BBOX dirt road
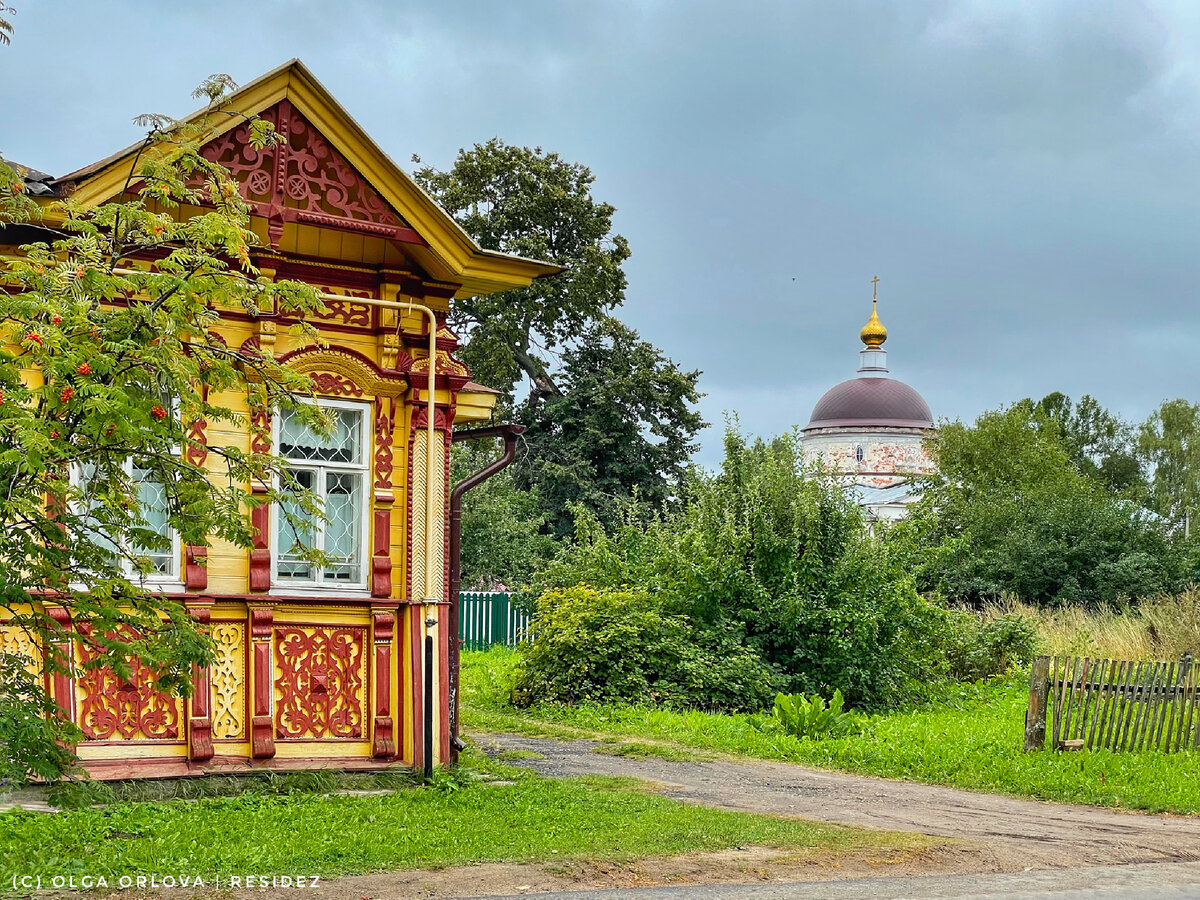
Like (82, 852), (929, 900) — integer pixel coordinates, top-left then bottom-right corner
(477, 732), (1200, 871)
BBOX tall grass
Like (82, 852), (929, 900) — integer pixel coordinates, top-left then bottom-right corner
(981, 588), (1200, 661)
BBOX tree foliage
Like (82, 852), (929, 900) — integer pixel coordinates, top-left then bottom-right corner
(516, 317), (704, 536)
(904, 402), (1181, 607)
(1030, 392), (1144, 496)
(1138, 399), (1200, 529)
(418, 139), (704, 553)
(0, 80), (331, 783)
(451, 437), (558, 591)
(526, 427), (960, 711)
(413, 139), (630, 406)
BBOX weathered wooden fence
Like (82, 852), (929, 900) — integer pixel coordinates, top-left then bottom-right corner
(1025, 653), (1199, 752)
(458, 592), (531, 650)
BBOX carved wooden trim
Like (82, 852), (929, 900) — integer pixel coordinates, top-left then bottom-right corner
(46, 606), (75, 721)
(309, 371), (364, 397)
(280, 346), (409, 397)
(185, 545), (208, 591)
(249, 606), (275, 759)
(188, 605), (214, 761)
(372, 610), (396, 758)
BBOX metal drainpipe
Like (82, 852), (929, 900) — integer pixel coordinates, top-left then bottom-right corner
(316, 291), (441, 776)
(447, 423), (525, 765)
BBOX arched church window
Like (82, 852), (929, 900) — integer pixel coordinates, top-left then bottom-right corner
(855, 445), (865, 462)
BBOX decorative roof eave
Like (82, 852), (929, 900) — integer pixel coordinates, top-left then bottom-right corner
(48, 59), (563, 297)
(803, 419), (935, 432)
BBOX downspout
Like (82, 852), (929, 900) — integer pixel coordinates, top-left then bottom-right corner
(447, 423), (525, 765)
(317, 291), (440, 776)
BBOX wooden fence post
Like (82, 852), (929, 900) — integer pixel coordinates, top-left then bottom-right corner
(1025, 655), (1051, 751)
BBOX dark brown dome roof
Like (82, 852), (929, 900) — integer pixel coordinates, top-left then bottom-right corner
(804, 377), (933, 430)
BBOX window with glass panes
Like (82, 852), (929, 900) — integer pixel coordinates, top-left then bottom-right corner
(274, 399), (369, 586)
(76, 459), (177, 580)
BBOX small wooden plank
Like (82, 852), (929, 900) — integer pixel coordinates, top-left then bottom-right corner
(1086, 658), (1110, 749)
(1129, 661), (1155, 752)
(1156, 662), (1176, 753)
(1113, 659), (1138, 751)
(1190, 663), (1200, 749)
(1051, 655), (1066, 748)
(1106, 659), (1128, 752)
(1134, 662), (1163, 751)
(1178, 655), (1196, 753)
(1073, 658), (1093, 741)
(1153, 661), (1172, 749)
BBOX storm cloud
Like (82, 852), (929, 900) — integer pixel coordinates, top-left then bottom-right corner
(3, 1), (1197, 462)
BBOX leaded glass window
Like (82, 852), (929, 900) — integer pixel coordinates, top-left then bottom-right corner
(274, 400), (369, 587)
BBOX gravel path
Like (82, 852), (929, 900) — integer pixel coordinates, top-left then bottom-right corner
(468, 861), (1200, 900)
(476, 732), (1200, 870)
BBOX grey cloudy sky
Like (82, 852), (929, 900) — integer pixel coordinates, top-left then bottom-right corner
(3, 1), (1198, 463)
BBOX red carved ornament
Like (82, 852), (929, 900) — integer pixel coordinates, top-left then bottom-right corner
(200, 100), (424, 248)
(250, 607), (275, 758)
(309, 372), (364, 397)
(77, 644), (182, 741)
(374, 396), (395, 490)
(372, 611), (395, 758)
(274, 627), (367, 739)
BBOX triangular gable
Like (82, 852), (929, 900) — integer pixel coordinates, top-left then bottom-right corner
(201, 99), (426, 250)
(54, 59), (561, 297)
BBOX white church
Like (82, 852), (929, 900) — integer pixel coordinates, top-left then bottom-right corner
(801, 284), (936, 524)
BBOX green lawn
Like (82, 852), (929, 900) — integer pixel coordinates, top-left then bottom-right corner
(463, 648), (1200, 815)
(0, 755), (913, 881)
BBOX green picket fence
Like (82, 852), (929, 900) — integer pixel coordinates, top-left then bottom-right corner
(458, 592), (531, 650)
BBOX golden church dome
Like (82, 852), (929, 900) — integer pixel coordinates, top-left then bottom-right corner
(860, 300), (887, 348)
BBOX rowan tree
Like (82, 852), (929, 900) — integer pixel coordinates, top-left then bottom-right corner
(0, 77), (331, 783)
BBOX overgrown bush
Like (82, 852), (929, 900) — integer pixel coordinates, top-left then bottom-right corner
(511, 586), (778, 710)
(519, 427), (969, 712)
(943, 611), (1039, 681)
(900, 404), (1187, 609)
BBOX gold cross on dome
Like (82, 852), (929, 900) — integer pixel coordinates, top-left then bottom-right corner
(871, 275), (880, 301)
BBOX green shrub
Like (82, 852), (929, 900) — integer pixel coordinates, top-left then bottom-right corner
(772, 690), (852, 738)
(944, 611), (1038, 681)
(520, 427), (961, 712)
(511, 585), (778, 710)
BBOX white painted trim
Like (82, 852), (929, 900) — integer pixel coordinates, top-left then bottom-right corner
(270, 397), (372, 591)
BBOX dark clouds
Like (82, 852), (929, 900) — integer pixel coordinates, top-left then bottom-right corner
(2, 1), (1197, 462)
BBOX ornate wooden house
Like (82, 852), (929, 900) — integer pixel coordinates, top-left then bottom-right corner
(1, 60), (557, 777)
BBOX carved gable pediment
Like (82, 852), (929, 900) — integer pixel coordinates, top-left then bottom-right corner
(201, 99), (424, 248)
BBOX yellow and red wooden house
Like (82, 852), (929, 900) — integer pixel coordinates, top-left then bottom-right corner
(0, 60), (557, 778)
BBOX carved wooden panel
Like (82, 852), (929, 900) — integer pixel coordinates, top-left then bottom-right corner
(309, 372), (364, 397)
(409, 430), (446, 603)
(76, 646), (183, 741)
(211, 622), (246, 740)
(199, 100), (417, 246)
(274, 626), (367, 739)
(310, 286), (373, 327)
(0, 624), (41, 672)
